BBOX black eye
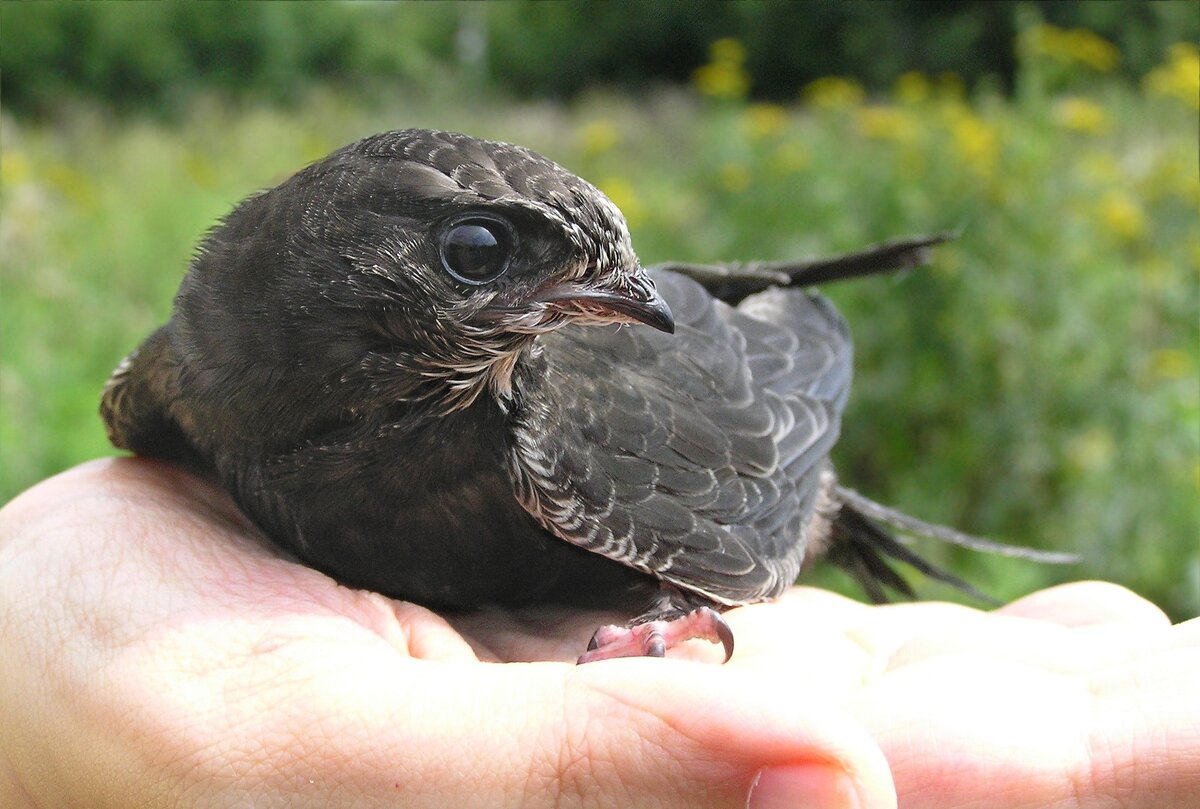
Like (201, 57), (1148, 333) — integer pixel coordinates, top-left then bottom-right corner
(439, 216), (515, 285)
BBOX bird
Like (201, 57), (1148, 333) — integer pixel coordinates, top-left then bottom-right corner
(101, 128), (1073, 663)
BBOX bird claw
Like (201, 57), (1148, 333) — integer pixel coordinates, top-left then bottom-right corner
(576, 607), (734, 664)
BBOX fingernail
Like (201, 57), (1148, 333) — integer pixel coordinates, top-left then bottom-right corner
(748, 763), (861, 809)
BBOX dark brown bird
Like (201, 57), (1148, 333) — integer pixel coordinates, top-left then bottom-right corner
(101, 129), (1071, 662)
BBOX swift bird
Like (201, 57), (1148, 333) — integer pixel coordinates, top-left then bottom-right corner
(101, 129), (1072, 662)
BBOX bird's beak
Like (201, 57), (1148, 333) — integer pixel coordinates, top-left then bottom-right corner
(534, 271), (675, 334)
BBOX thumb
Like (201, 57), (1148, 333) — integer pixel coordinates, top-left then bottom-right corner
(194, 648), (896, 808)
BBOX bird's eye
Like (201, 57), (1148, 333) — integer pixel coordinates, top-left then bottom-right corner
(439, 216), (515, 285)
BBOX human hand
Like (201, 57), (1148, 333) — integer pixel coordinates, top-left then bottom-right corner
(1, 459), (1196, 808)
(0, 458), (891, 809)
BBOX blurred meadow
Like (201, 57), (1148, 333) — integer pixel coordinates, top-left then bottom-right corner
(2, 3), (1197, 619)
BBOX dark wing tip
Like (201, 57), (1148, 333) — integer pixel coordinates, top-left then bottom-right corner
(99, 324), (205, 469)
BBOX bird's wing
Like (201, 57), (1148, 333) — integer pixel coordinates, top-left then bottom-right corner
(100, 324), (204, 469)
(649, 231), (953, 304)
(510, 269), (852, 605)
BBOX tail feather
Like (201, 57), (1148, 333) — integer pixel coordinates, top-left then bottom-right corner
(836, 486), (1080, 564)
(826, 486), (1078, 604)
(825, 515), (915, 603)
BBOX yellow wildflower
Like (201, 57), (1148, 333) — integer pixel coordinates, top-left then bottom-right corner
(950, 112), (999, 177)
(856, 105), (918, 143)
(693, 38), (751, 100)
(1063, 28), (1120, 71)
(1, 149), (30, 187)
(802, 76), (865, 109)
(1021, 23), (1120, 72)
(693, 63), (750, 100)
(893, 71), (931, 104)
(710, 37), (746, 65)
(743, 103), (789, 139)
(1144, 43), (1200, 110)
(598, 177), (646, 228)
(1096, 190), (1145, 241)
(1054, 97), (1111, 135)
(718, 162), (751, 194)
(578, 121), (619, 157)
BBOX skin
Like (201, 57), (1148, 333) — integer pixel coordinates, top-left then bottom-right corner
(1, 459), (1197, 809)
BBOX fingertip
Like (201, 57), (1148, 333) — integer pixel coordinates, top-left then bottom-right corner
(571, 659), (896, 809)
(749, 762), (873, 809)
(999, 581), (1170, 628)
(383, 599), (483, 662)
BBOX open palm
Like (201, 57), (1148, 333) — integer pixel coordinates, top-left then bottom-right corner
(1, 458), (1196, 808)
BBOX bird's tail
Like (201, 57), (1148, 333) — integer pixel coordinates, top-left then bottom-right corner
(825, 485), (1078, 604)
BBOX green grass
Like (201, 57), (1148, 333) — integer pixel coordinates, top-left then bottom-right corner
(3, 57), (1197, 618)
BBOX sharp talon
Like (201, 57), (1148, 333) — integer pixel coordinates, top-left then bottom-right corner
(576, 605), (737, 663)
(712, 612), (735, 663)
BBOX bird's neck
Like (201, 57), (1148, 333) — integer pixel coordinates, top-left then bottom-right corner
(395, 332), (539, 413)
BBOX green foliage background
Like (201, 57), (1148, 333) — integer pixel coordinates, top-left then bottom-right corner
(2, 4), (1197, 618)
(2, 1), (1196, 112)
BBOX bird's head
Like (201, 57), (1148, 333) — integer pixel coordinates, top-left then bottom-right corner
(175, 129), (672, 433)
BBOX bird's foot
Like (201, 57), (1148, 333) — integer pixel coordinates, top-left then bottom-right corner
(576, 606), (734, 664)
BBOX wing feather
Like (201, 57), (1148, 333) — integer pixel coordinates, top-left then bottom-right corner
(510, 269), (853, 604)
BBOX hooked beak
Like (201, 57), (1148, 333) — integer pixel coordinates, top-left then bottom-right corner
(534, 271), (675, 334)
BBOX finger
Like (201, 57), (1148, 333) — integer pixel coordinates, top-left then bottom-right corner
(850, 617), (1200, 808)
(851, 650), (1102, 808)
(841, 600), (984, 663)
(834, 584), (1174, 676)
(1078, 618), (1200, 807)
(998, 581), (1171, 628)
(882, 612), (1178, 675)
(382, 599), (485, 662)
(171, 648), (898, 809)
